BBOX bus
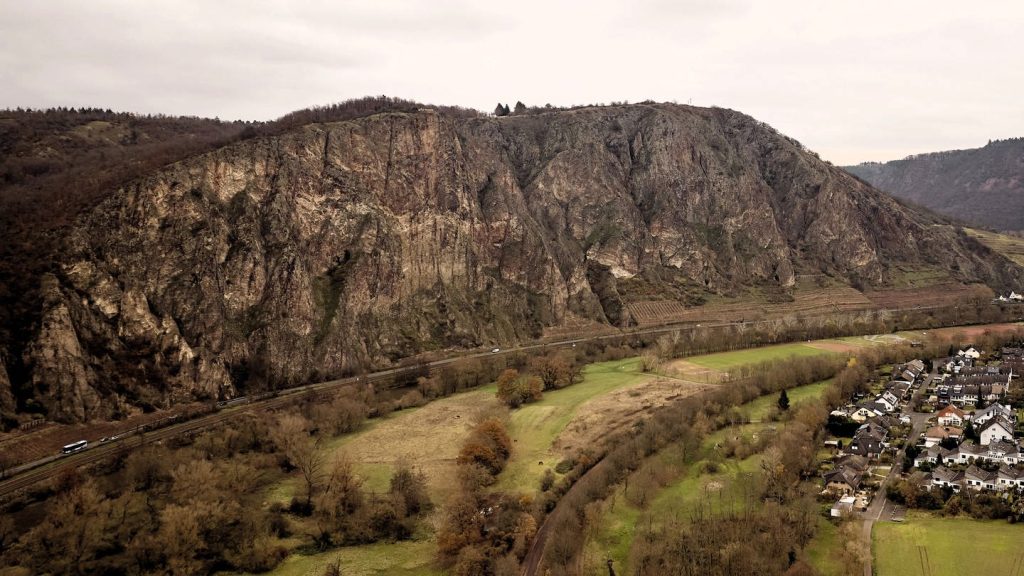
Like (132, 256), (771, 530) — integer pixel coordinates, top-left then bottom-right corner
(61, 440), (88, 454)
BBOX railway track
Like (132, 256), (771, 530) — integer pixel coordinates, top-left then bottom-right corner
(0, 303), (1004, 498)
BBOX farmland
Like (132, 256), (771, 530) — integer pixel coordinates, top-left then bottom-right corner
(248, 324), (1023, 576)
(965, 228), (1024, 267)
(627, 283), (874, 326)
(863, 282), (993, 309)
(682, 341), (836, 371)
(873, 513), (1024, 576)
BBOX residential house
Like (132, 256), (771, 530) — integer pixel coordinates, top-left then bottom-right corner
(964, 465), (999, 491)
(949, 384), (980, 407)
(997, 466), (1024, 490)
(929, 466), (963, 491)
(945, 440), (1023, 467)
(849, 405), (881, 423)
(834, 454), (869, 473)
(973, 403), (1017, 427)
(936, 405), (966, 427)
(874, 414), (897, 431)
(906, 359), (926, 374)
(914, 445), (955, 467)
(886, 381), (912, 400)
(979, 417), (1015, 446)
(848, 423), (888, 458)
(959, 347), (982, 360)
(873, 395), (898, 414)
(924, 425), (962, 448)
(985, 440), (1023, 465)
(823, 467), (863, 495)
(830, 495), (857, 517)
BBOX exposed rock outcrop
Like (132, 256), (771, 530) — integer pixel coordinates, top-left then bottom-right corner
(0, 353), (14, 417)
(13, 103), (1024, 422)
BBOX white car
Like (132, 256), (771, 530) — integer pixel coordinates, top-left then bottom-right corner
(491, 348), (500, 353)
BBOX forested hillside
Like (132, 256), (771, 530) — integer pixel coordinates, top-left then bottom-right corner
(845, 138), (1024, 232)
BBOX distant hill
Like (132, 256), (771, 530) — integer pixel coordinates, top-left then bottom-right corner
(844, 138), (1024, 232)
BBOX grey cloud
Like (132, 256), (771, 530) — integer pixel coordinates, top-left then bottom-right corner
(0, 0), (1022, 163)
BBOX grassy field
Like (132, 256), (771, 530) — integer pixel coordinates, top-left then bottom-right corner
(873, 512), (1024, 576)
(259, 358), (667, 576)
(685, 342), (835, 371)
(259, 539), (442, 576)
(582, 378), (834, 574)
(255, 387), (502, 576)
(966, 228), (1024, 266)
(494, 358), (655, 492)
(803, 517), (842, 576)
(740, 378), (833, 421)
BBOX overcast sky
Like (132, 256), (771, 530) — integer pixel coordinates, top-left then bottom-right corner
(1, 0), (1021, 164)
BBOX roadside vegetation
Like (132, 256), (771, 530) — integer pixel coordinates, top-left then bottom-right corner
(1, 310), (1023, 575)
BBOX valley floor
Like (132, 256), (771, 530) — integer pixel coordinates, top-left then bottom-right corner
(234, 324), (1024, 576)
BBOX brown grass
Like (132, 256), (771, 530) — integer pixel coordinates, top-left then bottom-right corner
(965, 228), (1024, 266)
(552, 377), (710, 457)
(804, 340), (863, 353)
(662, 359), (727, 383)
(921, 322), (1024, 340)
(326, 387), (499, 502)
(863, 283), (993, 309)
(627, 285), (873, 326)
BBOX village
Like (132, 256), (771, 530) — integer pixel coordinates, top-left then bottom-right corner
(822, 344), (1024, 519)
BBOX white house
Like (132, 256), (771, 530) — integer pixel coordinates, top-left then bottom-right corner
(849, 406), (881, 423)
(980, 417), (1015, 446)
(929, 466), (963, 491)
(874, 394), (898, 414)
(997, 466), (1024, 490)
(964, 465), (999, 491)
(973, 403), (1016, 427)
(958, 347), (981, 360)
(831, 495), (857, 517)
(945, 440), (1023, 467)
(936, 405), (966, 427)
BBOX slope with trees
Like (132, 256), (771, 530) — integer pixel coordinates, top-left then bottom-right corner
(845, 138), (1024, 232)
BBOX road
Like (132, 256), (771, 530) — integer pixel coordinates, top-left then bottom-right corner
(0, 314), (782, 498)
(0, 311), (984, 499)
(860, 360), (938, 576)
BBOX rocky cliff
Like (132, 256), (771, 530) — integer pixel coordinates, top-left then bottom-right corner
(845, 138), (1024, 232)
(8, 103), (1023, 422)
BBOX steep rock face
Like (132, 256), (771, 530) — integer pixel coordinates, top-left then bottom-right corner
(845, 138), (1024, 232)
(0, 353), (14, 417)
(19, 103), (1024, 422)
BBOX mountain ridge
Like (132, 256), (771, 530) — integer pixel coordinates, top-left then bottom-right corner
(2, 101), (1022, 423)
(844, 138), (1024, 232)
